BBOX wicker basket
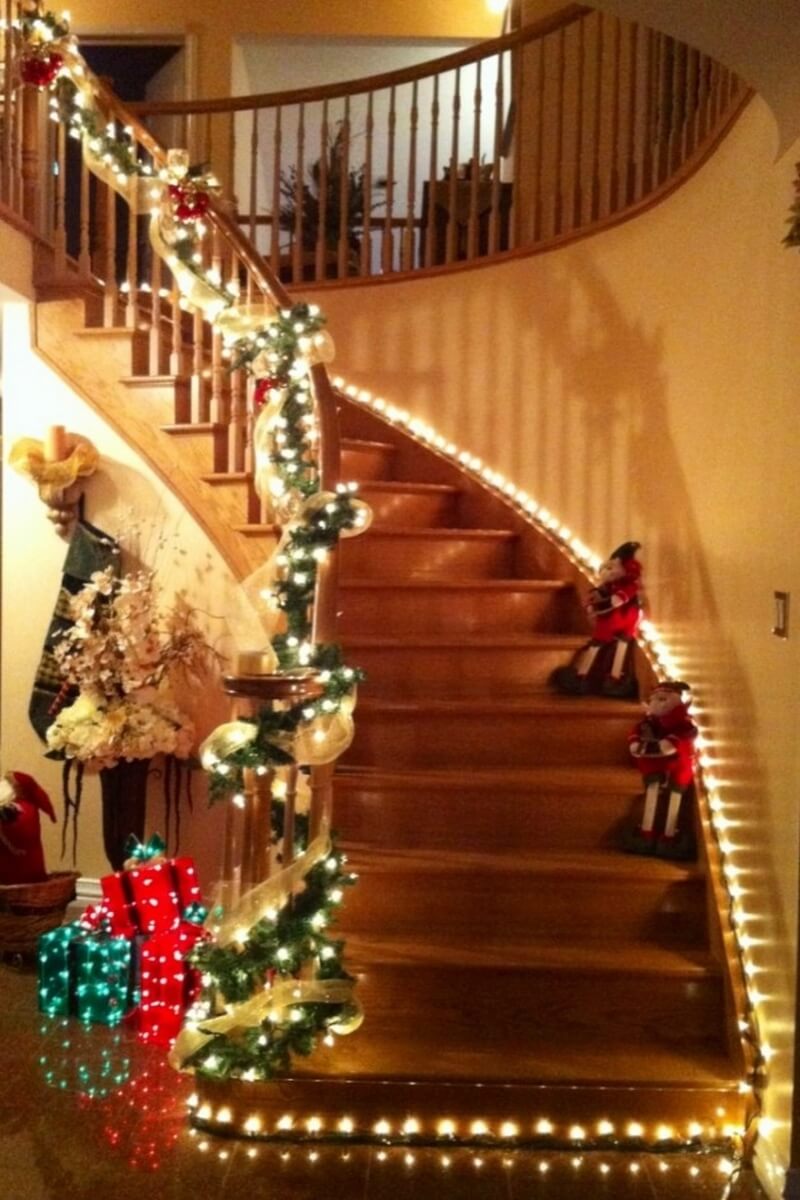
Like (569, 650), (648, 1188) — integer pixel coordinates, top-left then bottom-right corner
(0, 871), (80, 954)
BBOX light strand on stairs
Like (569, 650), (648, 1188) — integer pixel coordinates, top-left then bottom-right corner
(330, 373), (764, 1090)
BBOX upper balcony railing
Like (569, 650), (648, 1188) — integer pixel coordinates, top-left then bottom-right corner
(131, 4), (748, 287)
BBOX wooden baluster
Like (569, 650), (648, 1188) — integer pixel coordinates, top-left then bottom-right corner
(249, 108), (258, 248)
(226, 110), (236, 212)
(553, 25), (566, 235)
(170, 278), (183, 376)
(641, 27), (656, 196)
(572, 17), (586, 229)
(20, 80), (39, 227)
(103, 184), (118, 326)
(192, 305), (207, 422)
(424, 75), (438, 268)
(488, 51), (503, 255)
(625, 22), (638, 204)
(403, 81), (418, 271)
(695, 54), (710, 146)
(229, 253), (246, 472)
(203, 112), (212, 166)
(655, 33), (669, 183)
(682, 47), (699, 161)
(337, 96), (350, 280)
(309, 762), (334, 843)
(590, 11), (604, 221)
(282, 765), (298, 870)
(293, 102), (305, 284)
(608, 17), (622, 213)
(466, 63), (481, 260)
(445, 69), (460, 264)
(668, 39), (685, 171)
(709, 60), (721, 129)
(211, 224), (227, 434)
(54, 121), (67, 272)
(254, 768), (273, 885)
(2, 2), (13, 208)
(316, 99), (329, 282)
(240, 767), (257, 895)
(271, 106), (282, 275)
(530, 37), (544, 241)
(382, 86), (396, 274)
(149, 241), (163, 374)
(360, 91), (374, 277)
(125, 165), (139, 329)
(78, 151), (91, 277)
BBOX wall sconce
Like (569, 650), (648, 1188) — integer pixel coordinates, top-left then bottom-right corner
(9, 425), (100, 537)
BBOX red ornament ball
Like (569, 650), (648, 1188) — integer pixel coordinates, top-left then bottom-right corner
(20, 51), (63, 89)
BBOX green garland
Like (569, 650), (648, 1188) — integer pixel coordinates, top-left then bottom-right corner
(187, 845), (358, 1080)
(26, 12), (367, 1083)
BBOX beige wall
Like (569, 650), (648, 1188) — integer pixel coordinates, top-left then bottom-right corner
(0, 303), (255, 888)
(70, 0), (501, 102)
(305, 97), (800, 1195)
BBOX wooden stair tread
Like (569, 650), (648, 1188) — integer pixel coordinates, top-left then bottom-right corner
(344, 845), (702, 881)
(341, 577), (571, 591)
(200, 472), (250, 484)
(359, 525), (516, 539)
(121, 374), (187, 386)
(345, 933), (720, 977)
(296, 1029), (740, 1087)
(358, 480), (458, 495)
(334, 764), (636, 791)
(342, 633), (585, 648)
(162, 421), (224, 434)
(356, 694), (639, 716)
(341, 436), (396, 451)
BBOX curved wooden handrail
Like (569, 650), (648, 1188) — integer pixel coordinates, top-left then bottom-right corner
(130, 5), (590, 117)
(92, 57), (342, 651)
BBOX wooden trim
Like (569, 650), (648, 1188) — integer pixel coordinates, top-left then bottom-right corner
(129, 6), (591, 117)
(285, 89), (753, 295)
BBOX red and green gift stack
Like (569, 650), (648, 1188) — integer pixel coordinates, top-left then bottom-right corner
(38, 835), (209, 1042)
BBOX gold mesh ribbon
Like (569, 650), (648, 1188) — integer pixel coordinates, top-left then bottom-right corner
(9, 436), (99, 499)
(169, 827), (362, 1070)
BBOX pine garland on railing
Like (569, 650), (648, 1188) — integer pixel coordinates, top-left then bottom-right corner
(17, 7), (369, 1083)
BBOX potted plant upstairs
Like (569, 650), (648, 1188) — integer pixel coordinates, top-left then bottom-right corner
(278, 122), (382, 281)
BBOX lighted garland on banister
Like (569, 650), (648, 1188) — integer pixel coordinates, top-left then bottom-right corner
(17, 8), (371, 1083)
(185, 851), (359, 1080)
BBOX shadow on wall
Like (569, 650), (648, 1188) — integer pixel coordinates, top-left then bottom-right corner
(322, 247), (795, 1099)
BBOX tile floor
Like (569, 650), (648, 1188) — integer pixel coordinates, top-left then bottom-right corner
(0, 963), (768, 1200)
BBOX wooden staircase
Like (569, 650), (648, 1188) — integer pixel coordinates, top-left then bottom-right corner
(31, 288), (750, 1145)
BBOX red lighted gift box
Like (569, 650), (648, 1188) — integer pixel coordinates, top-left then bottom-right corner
(138, 919), (209, 1046)
(100, 853), (203, 938)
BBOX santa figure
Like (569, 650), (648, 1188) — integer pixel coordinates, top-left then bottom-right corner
(0, 771), (56, 885)
(625, 680), (697, 860)
(553, 541), (642, 698)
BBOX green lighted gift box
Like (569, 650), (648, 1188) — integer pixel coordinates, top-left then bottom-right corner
(38, 922), (133, 1027)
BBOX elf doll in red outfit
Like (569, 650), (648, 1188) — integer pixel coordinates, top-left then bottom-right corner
(553, 541), (642, 698)
(0, 771), (57, 884)
(625, 680), (697, 860)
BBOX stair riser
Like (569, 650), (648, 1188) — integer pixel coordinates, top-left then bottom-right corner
(359, 489), (458, 527)
(341, 534), (515, 579)
(339, 871), (705, 943)
(338, 586), (577, 636)
(342, 445), (395, 481)
(350, 964), (725, 1047)
(164, 428), (227, 473)
(346, 710), (633, 768)
(76, 328), (148, 376)
(343, 643), (582, 694)
(202, 479), (254, 527)
(335, 784), (637, 854)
